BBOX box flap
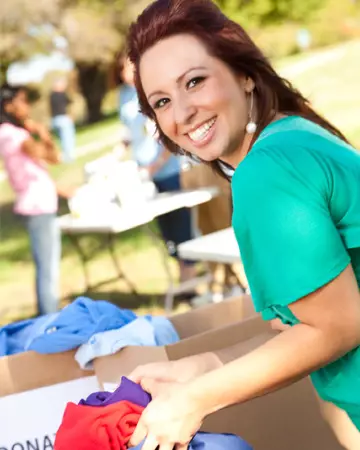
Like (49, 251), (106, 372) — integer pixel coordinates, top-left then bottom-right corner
(94, 346), (169, 388)
(94, 316), (266, 387)
(0, 350), (90, 397)
(166, 316), (269, 361)
(170, 295), (255, 339)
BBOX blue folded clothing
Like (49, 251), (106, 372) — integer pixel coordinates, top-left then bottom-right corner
(28, 297), (137, 353)
(75, 316), (179, 369)
(0, 297), (180, 357)
(0, 313), (59, 356)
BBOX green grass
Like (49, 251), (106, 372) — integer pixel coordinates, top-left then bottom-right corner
(1, 39), (360, 323)
(74, 114), (119, 148)
(278, 39), (360, 146)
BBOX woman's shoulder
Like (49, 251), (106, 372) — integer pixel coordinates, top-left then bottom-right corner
(0, 122), (29, 144)
(234, 116), (358, 186)
(255, 115), (334, 142)
(0, 122), (16, 135)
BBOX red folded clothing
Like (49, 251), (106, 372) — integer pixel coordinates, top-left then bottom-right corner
(54, 400), (144, 450)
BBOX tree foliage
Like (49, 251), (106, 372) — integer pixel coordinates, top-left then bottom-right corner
(216, 0), (327, 26)
(0, 0), (60, 83)
(1, 0), (148, 120)
(56, 0), (148, 121)
(2, 0), (356, 121)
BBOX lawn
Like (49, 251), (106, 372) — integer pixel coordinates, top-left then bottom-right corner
(74, 114), (120, 148)
(279, 39), (360, 146)
(1, 39), (359, 324)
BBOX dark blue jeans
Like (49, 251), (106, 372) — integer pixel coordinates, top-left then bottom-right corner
(154, 173), (194, 263)
(20, 213), (61, 315)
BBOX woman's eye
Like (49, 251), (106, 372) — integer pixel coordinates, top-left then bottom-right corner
(186, 76), (205, 89)
(153, 98), (170, 110)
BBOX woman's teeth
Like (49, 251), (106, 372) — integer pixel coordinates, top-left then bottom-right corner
(188, 118), (216, 142)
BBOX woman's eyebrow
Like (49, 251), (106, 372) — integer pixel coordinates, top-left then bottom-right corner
(148, 66), (207, 101)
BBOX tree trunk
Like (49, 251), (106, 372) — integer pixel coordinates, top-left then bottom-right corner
(0, 61), (11, 85)
(76, 63), (108, 123)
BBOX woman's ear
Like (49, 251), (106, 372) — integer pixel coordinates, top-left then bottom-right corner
(244, 76), (255, 93)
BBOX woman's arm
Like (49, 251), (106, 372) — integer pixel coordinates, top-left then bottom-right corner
(130, 264), (360, 449)
(23, 118), (52, 143)
(187, 264), (360, 415)
(23, 119), (60, 164)
(22, 137), (60, 165)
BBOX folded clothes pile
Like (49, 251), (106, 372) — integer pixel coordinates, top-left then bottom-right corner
(0, 297), (179, 368)
(55, 376), (253, 450)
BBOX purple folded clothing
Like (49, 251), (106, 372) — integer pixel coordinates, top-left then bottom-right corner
(79, 376), (151, 408)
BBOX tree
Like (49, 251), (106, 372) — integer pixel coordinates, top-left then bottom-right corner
(1, 0), (148, 121)
(58, 0), (149, 122)
(0, 0), (59, 84)
(216, 0), (327, 26)
(59, 6), (121, 122)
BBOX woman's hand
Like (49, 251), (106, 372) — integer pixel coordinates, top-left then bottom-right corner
(129, 383), (206, 450)
(128, 352), (222, 385)
(23, 119), (53, 144)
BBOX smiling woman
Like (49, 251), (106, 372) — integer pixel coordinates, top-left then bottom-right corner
(125, 1), (360, 449)
(128, 0), (347, 178)
(139, 34), (253, 166)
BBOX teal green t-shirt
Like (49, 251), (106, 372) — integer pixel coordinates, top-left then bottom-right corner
(231, 115), (360, 429)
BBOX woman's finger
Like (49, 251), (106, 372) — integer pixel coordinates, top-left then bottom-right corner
(127, 367), (144, 383)
(159, 443), (176, 450)
(175, 443), (190, 450)
(140, 377), (158, 394)
(129, 418), (148, 447)
(141, 378), (178, 397)
(140, 433), (160, 450)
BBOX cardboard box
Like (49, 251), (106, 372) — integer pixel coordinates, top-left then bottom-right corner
(0, 351), (99, 449)
(0, 295), (254, 449)
(95, 316), (346, 450)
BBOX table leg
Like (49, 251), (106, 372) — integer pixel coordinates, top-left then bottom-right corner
(67, 234), (92, 292)
(224, 265), (247, 294)
(143, 224), (175, 313)
(107, 233), (138, 295)
(66, 232), (139, 295)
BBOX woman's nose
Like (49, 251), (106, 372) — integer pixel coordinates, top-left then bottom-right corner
(173, 97), (197, 127)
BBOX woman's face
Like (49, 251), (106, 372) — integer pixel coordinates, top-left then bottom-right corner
(5, 90), (30, 122)
(140, 34), (254, 164)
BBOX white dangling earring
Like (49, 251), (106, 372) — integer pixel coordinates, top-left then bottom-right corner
(246, 90), (257, 134)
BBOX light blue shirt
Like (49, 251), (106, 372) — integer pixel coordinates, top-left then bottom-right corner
(119, 85), (180, 181)
(75, 316), (180, 370)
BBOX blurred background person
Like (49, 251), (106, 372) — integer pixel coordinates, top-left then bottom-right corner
(181, 163), (247, 296)
(115, 55), (198, 286)
(0, 84), (72, 315)
(49, 78), (76, 163)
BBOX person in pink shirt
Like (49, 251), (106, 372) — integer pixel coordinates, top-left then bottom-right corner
(0, 84), (71, 315)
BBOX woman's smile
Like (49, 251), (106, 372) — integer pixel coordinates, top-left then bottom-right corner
(186, 117), (217, 147)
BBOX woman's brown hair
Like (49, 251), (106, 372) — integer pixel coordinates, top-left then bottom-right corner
(127, 0), (349, 178)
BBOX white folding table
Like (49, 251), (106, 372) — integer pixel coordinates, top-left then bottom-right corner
(178, 228), (240, 264)
(178, 227), (248, 295)
(58, 187), (219, 311)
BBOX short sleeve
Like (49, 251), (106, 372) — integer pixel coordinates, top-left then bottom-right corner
(231, 146), (350, 319)
(0, 124), (29, 157)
